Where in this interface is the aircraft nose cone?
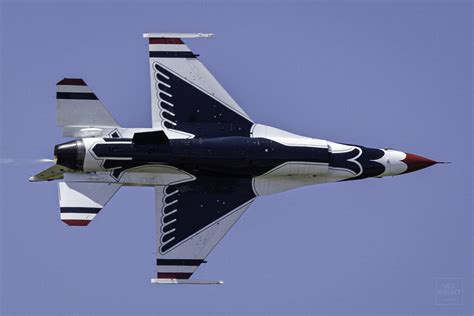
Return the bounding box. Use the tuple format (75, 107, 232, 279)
(402, 152, 437, 174)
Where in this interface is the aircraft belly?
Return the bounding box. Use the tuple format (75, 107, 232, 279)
(63, 165, 196, 186)
(83, 136, 331, 179)
(251, 161, 330, 196)
(118, 166, 196, 186)
(168, 136, 330, 177)
(31, 34, 442, 284)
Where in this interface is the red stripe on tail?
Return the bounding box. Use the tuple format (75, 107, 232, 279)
(62, 220, 91, 226)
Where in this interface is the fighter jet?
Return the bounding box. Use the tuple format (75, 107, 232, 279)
(30, 33, 441, 284)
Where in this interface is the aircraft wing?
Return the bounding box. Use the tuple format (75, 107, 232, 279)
(153, 175, 256, 284)
(145, 33, 254, 139)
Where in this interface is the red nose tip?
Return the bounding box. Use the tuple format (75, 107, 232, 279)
(402, 153, 437, 174)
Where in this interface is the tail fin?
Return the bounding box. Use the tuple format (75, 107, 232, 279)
(58, 182, 121, 226)
(56, 78, 120, 137)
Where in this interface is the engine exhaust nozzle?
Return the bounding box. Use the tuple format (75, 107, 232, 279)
(54, 140, 85, 171)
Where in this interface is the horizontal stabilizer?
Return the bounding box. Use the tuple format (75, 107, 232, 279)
(58, 182, 121, 226)
(57, 78, 119, 136)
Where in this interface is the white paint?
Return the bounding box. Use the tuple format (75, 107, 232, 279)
(253, 175, 330, 196)
(149, 44, 191, 52)
(63, 172, 115, 183)
(119, 165, 195, 186)
(144, 33, 214, 39)
(83, 138, 107, 172)
(151, 278, 223, 285)
(57, 99, 119, 128)
(374, 149, 408, 176)
(327, 141, 355, 153)
(57, 85, 91, 93)
(251, 124, 327, 148)
(58, 182, 121, 209)
(60, 213, 96, 221)
(77, 128, 104, 137)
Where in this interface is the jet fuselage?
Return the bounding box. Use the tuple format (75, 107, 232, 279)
(54, 128, 436, 187)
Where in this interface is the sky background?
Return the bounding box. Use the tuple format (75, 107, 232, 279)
(0, 0, 472, 315)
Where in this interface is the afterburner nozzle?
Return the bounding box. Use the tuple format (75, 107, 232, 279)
(54, 140, 85, 171)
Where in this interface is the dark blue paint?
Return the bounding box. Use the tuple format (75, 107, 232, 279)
(91, 137, 330, 177)
(153, 63, 254, 137)
(160, 175, 255, 253)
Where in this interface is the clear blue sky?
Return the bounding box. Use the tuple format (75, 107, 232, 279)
(1, 1, 472, 315)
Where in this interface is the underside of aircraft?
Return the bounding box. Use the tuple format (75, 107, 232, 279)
(30, 33, 440, 284)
